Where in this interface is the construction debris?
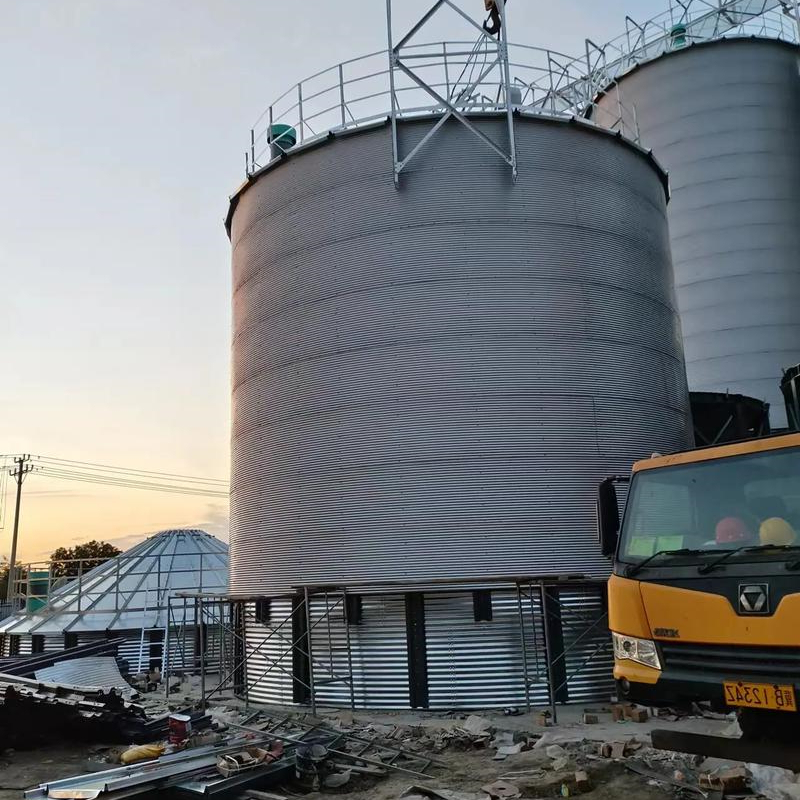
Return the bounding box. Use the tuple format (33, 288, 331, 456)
(34, 656, 135, 697)
(120, 743, 167, 765)
(574, 770, 592, 793)
(536, 710, 552, 727)
(0, 672, 147, 749)
(700, 765, 751, 794)
(218, 743, 283, 777)
(323, 769, 352, 788)
(25, 733, 291, 799)
(623, 704, 649, 723)
(462, 715, 492, 736)
(401, 787, 490, 800)
(546, 744, 567, 760)
(0, 637, 127, 677)
(481, 779, 521, 798)
(599, 738, 642, 759)
(229, 712, 434, 778)
(15, 699, 791, 800)
(625, 761, 714, 797)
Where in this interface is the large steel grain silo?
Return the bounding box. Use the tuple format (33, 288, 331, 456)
(597, 36, 800, 427)
(229, 116, 690, 592)
(225, 28, 692, 709)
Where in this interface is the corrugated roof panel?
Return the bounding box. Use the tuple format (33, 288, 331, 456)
(35, 656, 134, 696)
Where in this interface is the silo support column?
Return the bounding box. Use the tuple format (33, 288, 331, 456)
(405, 593, 430, 709)
(292, 595, 311, 705)
(304, 587, 317, 716)
(541, 584, 568, 706)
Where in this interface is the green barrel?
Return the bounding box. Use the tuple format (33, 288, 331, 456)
(26, 570, 50, 612)
(268, 124, 297, 160)
(670, 24, 688, 49)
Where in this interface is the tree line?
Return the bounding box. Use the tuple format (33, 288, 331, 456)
(1, 540, 121, 599)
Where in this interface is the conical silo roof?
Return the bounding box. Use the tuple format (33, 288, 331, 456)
(0, 529, 228, 636)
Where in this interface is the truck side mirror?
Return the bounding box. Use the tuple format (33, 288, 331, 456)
(598, 478, 622, 557)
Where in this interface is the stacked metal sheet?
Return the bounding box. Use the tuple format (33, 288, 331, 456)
(0, 672, 147, 749)
(24, 736, 290, 799)
(0, 637, 127, 677)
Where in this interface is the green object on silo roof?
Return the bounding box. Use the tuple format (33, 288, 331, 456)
(670, 24, 688, 49)
(26, 570, 50, 612)
(268, 124, 297, 160)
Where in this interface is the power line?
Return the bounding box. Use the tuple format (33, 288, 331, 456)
(34, 467, 228, 498)
(0, 455, 229, 532)
(32, 455, 228, 485)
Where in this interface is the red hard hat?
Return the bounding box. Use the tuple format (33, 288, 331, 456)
(716, 516, 750, 544)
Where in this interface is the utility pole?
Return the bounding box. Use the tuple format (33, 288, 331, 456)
(6, 455, 33, 604)
(794, 0, 800, 43)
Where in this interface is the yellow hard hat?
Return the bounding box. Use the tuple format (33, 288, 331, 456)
(759, 517, 796, 547)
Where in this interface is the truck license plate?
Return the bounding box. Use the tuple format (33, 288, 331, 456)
(723, 681, 797, 712)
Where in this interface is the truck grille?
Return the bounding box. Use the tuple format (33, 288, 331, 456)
(661, 642, 800, 679)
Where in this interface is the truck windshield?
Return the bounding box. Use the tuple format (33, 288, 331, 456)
(618, 445, 800, 566)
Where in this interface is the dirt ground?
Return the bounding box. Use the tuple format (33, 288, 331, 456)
(299, 749, 676, 800)
(1, 702, 786, 800)
(0, 742, 679, 800)
(0, 744, 96, 800)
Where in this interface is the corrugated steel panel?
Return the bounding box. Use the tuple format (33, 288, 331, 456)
(244, 595, 410, 709)
(558, 587, 614, 703)
(245, 599, 295, 705)
(240, 584, 613, 710)
(228, 115, 692, 596)
(35, 656, 133, 695)
(598, 38, 800, 427)
(309, 594, 410, 709)
(165, 627, 197, 674)
(116, 633, 150, 673)
(425, 591, 549, 709)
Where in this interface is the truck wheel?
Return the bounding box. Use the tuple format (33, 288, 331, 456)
(739, 709, 800, 742)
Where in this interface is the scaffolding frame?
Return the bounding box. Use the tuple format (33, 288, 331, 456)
(177, 576, 611, 717)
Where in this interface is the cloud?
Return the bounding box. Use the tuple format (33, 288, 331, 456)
(180, 503, 230, 542)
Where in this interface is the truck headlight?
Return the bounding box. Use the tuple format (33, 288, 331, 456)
(612, 633, 661, 670)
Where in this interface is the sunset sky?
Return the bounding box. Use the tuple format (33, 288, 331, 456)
(1, 0, 664, 562)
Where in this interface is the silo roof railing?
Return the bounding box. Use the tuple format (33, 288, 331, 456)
(245, 41, 642, 175)
(588, 0, 799, 92)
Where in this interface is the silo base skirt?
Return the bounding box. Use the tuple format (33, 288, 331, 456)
(195, 578, 613, 712)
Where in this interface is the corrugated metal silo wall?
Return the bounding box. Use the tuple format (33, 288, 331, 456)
(598, 38, 800, 427)
(242, 586, 613, 710)
(229, 115, 692, 596)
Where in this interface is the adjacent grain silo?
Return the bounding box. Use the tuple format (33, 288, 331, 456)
(596, 35, 800, 427)
(0, 530, 228, 673)
(225, 28, 692, 708)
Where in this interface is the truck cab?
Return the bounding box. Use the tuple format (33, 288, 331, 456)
(600, 433, 800, 739)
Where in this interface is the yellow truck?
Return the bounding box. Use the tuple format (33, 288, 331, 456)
(598, 433, 800, 766)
